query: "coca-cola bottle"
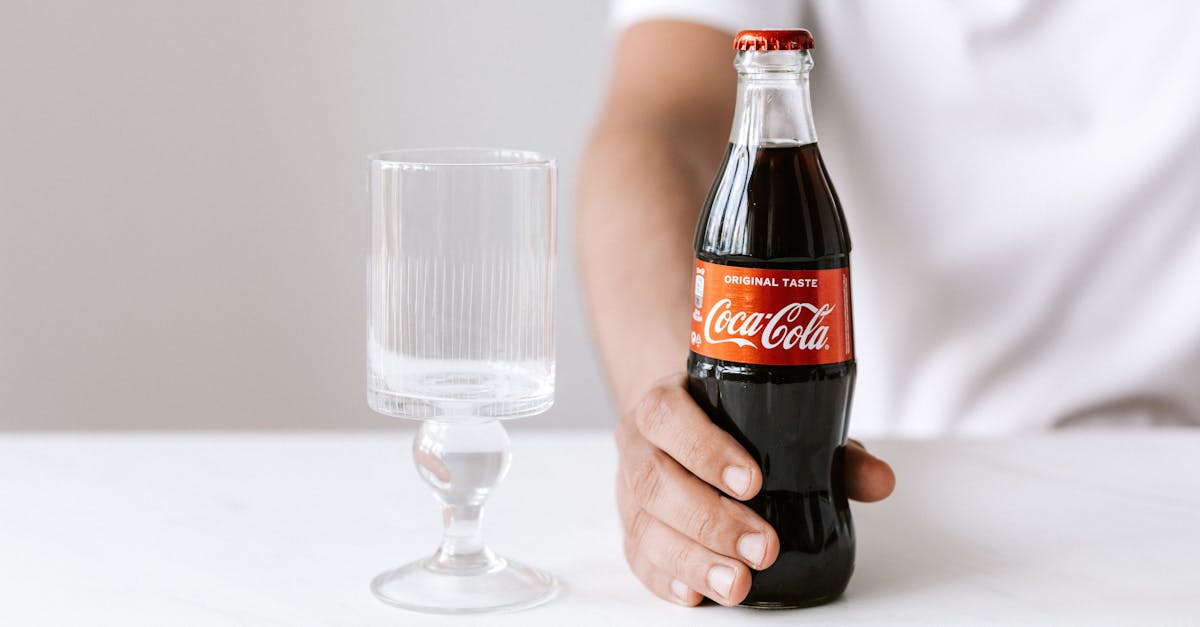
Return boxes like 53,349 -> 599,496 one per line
687,29 -> 856,608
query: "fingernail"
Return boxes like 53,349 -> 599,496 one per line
722,466 -> 751,496
707,565 -> 735,600
737,532 -> 766,567
669,579 -> 691,604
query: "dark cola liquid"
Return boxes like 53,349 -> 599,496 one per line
687,142 -> 855,608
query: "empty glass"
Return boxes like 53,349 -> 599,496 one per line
367,148 -> 557,614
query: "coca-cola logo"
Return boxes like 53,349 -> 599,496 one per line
702,298 -> 835,351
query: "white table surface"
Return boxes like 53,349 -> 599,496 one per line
1,429 -> 1197,626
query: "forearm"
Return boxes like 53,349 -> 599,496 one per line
576,122 -> 724,411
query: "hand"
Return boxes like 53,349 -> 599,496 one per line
615,373 -> 896,606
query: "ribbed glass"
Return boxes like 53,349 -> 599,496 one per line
368,148 -> 556,419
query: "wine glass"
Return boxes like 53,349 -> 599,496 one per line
366,148 -> 558,613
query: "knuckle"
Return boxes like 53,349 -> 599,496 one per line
615,411 -> 644,448
677,430 -> 714,468
687,505 -> 719,546
633,386 -> 674,436
625,507 -> 652,546
628,452 -> 664,505
667,538 -> 696,569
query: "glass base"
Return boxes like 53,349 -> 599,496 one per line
371,556 -> 559,614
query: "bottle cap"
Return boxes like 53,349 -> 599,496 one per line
733,29 -> 814,51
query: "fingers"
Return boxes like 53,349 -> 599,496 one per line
629,374 -> 762,500
845,439 -> 896,502
612,376 -> 899,609
620,493 -> 753,606
619,433 -> 779,570
624,543 -> 703,607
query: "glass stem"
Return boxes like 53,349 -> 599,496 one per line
439,503 -> 485,557
413,419 -> 511,574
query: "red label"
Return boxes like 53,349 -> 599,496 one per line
689,260 -> 853,366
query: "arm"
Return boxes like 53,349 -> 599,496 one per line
577,21 -> 732,409
577,21 -> 895,607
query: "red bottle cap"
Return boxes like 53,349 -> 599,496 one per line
733,29 -> 814,51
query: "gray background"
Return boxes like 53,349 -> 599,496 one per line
0,1 -> 615,429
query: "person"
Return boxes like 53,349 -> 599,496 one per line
575,0 -> 1200,608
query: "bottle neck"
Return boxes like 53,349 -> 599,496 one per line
729,50 -> 817,147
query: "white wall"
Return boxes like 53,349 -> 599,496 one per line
0,1 -> 616,429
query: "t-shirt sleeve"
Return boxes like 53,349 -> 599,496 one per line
610,0 -> 803,36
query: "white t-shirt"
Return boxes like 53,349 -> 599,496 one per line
613,0 -> 1200,437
